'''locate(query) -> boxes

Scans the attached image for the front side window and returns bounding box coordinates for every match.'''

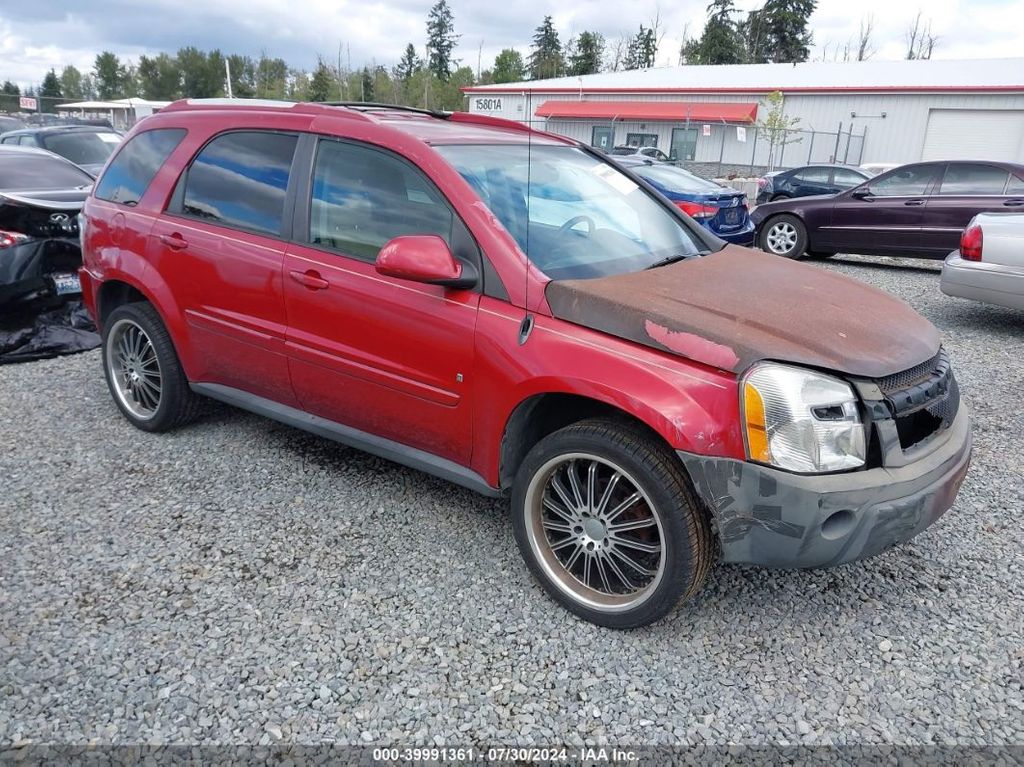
[309,139,454,261]
[436,144,707,280]
[95,128,185,205]
[179,131,297,236]
[870,165,939,196]
[938,163,1010,195]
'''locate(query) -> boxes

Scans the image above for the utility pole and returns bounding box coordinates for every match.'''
[225,58,233,98]
[338,42,344,100]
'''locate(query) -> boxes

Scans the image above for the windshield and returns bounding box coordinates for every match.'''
[435,144,707,280]
[633,164,724,195]
[0,153,94,190]
[42,132,121,166]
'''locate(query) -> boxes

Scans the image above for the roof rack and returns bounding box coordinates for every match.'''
[324,102,452,120]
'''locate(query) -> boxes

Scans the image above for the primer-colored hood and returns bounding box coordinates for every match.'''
[545,246,940,378]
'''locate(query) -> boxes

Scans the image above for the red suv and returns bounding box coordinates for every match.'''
[80,101,971,628]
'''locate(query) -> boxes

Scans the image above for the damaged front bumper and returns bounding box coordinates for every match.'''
[678,406,971,568]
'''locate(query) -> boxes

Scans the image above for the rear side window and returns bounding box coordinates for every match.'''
[833,168,867,187]
[309,138,454,261]
[793,167,830,183]
[178,131,297,237]
[1008,174,1024,194]
[938,164,1010,195]
[95,128,185,206]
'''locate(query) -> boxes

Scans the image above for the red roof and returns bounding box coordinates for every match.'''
[534,100,758,123]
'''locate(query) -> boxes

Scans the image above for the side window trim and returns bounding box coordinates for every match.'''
[165,128,300,240]
[292,133,502,298]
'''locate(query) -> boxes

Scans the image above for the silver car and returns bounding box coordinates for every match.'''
[941,212,1024,310]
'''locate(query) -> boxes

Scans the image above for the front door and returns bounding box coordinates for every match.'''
[670,128,697,162]
[823,163,941,256]
[591,126,613,151]
[283,137,480,465]
[150,129,300,405]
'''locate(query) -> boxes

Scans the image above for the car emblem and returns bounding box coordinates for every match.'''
[50,213,70,224]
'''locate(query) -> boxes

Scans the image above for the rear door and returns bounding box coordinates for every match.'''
[920,163,1016,254]
[282,135,480,465]
[823,163,941,256]
[788,167,833,197]
[149,129,300,405]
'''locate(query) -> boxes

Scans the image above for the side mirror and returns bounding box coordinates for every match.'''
[375,235,477,290]
[851,187,873,199]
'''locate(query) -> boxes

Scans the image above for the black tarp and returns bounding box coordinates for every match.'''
[0,299,99,364]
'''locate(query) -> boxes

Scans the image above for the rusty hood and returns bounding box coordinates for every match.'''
[544,245,940,378]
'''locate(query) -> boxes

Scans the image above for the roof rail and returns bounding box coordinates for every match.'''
[323,102,452,119]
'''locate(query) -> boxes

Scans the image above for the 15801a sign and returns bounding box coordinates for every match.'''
[473,97,503,113]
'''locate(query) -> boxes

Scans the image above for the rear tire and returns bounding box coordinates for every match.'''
[102,302,201,433]
[511,419,713,629]
[759,214,808,259]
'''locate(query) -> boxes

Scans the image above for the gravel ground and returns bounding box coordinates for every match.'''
[1,255,1022,748]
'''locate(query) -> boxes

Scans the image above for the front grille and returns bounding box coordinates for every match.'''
[876,348,959,451]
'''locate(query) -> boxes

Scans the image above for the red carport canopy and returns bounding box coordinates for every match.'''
[535,100,758,123]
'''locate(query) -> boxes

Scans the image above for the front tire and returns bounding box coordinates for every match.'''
[759,213,808,259]
[102,302,200,432]
[511,419,713,629]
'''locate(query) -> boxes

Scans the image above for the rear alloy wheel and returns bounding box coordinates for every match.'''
[512,419,713,628]
[102,302,201,432]
[759,214,808,259]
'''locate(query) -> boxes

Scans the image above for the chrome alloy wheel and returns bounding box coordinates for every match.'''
[765,220,798,255]
[524,453,666,613]
[105,318,162,420]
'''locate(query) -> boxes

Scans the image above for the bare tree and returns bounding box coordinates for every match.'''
[906,11,939,60]
[677,22,692,65]
[606,33,628,71]
[856,15,875,61]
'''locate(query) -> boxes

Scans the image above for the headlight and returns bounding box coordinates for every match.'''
[741,363,865,473]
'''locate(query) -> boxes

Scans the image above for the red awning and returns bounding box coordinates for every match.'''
[534,100,758,123]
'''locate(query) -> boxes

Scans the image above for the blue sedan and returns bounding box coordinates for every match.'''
[618,158,755,245]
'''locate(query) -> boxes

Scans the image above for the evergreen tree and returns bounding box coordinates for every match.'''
[624,25,658,70]
[426,0,459,82]
[1,80,19,96]
[137,53,181,100]
[395,43,421,82]
[529,16,564,80]
[743,0,816,64]
[308,59,335,102]
[567,31,605,76]
[684,0,745,64]
[40,69,63,98]
[492,48,526,83]
[255,56,289,99]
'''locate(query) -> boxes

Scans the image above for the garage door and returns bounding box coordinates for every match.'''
[922,109,1024,162]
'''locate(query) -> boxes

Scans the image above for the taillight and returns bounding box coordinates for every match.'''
[756,177,769,189]
[675,200,717,219]
[960,224,983,261]
[0,230,29,249]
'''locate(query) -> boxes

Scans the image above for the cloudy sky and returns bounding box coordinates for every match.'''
[1,0,1022,87]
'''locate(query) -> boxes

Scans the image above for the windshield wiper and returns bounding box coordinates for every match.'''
[645,251,709,270]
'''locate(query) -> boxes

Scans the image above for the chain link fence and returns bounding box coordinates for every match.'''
[0,93,127,131]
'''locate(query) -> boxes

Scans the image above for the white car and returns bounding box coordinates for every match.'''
[941,212,1024,310]
[608,145,670,162]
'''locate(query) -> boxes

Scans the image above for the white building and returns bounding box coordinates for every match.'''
[463,58,1024,175]
[58,98,172,130]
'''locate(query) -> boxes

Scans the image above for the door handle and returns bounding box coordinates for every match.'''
[159,233,188,250]
[289,269,329,290]
[1004,199,1024,207]
[904,199,926,206]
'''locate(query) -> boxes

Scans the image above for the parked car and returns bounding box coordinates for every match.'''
[618,157,754,245]
[80,101,970,628]
[608,145,669,161]
[941,213,1024,310]
[0,115,23,133]
[0,125,123,175]
[861,162,901,177]
[0,145,97,362]
[752,160,1024,259]
[755,164,872,205]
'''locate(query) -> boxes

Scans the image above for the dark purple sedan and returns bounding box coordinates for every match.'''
[751,160,1024,259]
